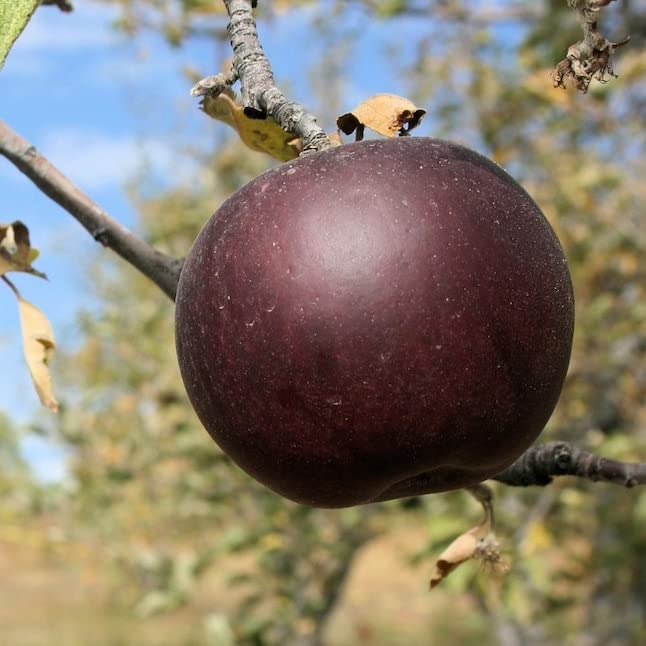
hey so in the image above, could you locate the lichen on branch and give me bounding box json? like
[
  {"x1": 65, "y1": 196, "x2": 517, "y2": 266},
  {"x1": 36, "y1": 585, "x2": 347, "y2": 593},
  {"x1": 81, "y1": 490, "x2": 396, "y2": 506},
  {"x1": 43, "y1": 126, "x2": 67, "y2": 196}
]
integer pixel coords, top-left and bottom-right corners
[
  {"x1": 192, "y1": 0, "x2": 331, "y2": 155},
  {"x1": 552, "y1": 0, "x2": 630, "y2": 92}
]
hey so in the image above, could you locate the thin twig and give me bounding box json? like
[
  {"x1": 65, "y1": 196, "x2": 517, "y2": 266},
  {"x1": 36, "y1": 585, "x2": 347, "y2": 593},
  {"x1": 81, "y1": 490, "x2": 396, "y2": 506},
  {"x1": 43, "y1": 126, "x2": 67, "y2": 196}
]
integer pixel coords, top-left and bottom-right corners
[
  {"x1": 1, "y1": 274, "x2": 21, "y2": 297},
  {"x1": 493, "y1": 441, "x2": 646, "y2": 487},
  {"x1": 192, "y1": 0, "x2": 331, "y2": 155},
  {"x1": 0, "y1": 121, "x2": 182, "y2": 301}
]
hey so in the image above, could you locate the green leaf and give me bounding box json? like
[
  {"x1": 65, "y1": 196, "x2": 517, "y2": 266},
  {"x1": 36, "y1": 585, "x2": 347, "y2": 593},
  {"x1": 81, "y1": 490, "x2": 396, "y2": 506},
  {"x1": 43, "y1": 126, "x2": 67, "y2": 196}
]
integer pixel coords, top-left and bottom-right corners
[{"x1": 0, "y1": 0, "x2": 40, "y2": 69}]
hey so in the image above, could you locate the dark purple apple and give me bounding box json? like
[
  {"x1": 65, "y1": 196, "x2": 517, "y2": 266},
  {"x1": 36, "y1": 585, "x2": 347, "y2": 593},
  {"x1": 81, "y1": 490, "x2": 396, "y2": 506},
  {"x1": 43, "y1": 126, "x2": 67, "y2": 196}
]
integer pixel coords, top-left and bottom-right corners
[{"x1": 175, "y1": 138, "x2": 574, "y2": 508}]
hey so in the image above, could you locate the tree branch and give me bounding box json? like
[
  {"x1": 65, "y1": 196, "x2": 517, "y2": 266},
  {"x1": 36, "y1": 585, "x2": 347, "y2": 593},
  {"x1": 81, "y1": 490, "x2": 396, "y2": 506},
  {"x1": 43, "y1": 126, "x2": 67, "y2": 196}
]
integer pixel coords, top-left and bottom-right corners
[
  {"x1": 552, "y1": 0, "x2": 630, "y2": 92},
  {"x1": 0, "y1": 121, "x2": 182, "y2": 301},
  {"x1": 191, "y1": 0, "x2": 331, "y2": 155},
  {"x1": 493, "y1": 442, "x2": 646, "y2": 488},
  {"x1": 39, "y1": 0, "x2": 74, "y2": 12}
]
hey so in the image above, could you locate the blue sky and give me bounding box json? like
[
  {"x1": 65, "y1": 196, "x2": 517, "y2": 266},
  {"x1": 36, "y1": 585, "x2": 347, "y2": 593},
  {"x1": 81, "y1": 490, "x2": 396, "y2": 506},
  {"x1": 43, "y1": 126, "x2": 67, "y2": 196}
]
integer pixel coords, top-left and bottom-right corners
[{"x1": 1, "y1": 1, "x2": 447, "y2": 481}]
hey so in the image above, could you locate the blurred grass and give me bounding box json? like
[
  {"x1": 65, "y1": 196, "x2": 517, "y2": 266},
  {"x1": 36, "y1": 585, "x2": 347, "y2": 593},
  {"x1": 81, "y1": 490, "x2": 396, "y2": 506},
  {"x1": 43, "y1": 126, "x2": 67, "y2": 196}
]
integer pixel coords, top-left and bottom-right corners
[
  {"x1": 0, "y1": 529, "x2": 203, "y2": 646},
  {"x1": 0, "y1": 521, "x2": 492, "y2": 646}
]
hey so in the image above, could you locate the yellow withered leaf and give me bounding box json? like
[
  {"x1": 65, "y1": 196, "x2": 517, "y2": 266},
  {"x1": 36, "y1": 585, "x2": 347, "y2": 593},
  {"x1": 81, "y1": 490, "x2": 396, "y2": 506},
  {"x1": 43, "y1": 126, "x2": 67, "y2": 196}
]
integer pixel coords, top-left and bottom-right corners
[
  {"x1": 429, "y1": 526, "x2": 481, "y2": 589},
  {"x1": 184, "y1": 0, "x2": 227, "y2": 15},
  {"x1": 337, "y1": 94, "x2": 426, "y2": 139},
  {"x1": 200, "y1": 90, "x2": 301, "y2": 162},
  {"x1": 429, "y1": 485, "x2": 506, "y2": 589},
  {"x1": 0, "y1": 221, "x2": 46, "y2": 278},
  {"x1": 17, "y1": 297, "x2": 58, "y2": 412}
]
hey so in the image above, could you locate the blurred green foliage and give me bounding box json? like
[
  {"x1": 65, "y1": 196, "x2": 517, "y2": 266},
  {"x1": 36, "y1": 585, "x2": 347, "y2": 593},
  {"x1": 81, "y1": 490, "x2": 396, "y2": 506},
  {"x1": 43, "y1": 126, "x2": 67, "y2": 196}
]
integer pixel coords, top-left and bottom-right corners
[
  {"x1": 5, "y1": 0, "x2": 646, "y2": 644},
  {"x1": 0, "y1": 413, "x2": 33, "y2": 513}
]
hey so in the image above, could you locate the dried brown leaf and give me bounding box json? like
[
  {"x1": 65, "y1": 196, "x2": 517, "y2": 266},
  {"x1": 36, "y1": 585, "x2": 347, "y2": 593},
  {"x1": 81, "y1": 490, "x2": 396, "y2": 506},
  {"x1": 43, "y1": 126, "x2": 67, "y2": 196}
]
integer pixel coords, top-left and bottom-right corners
[
  {"x1": 0, "y1": 221, "x2": 46, "y2": 278},
  {"x1": 337, "y1": 94, "x2": 426, "y2": 139},
  {"x1": 429, "y1": 527, "x2": 480, "y2": 589},
  {"x1": 17, "y1": 296, "x2": 58, "y2": 412},
  {"x1": 429, "y1": 484, "x2": 506, "y2": 589},
  {"x1": 200, "y1": 91, "x2": 300, "y2": 162}
]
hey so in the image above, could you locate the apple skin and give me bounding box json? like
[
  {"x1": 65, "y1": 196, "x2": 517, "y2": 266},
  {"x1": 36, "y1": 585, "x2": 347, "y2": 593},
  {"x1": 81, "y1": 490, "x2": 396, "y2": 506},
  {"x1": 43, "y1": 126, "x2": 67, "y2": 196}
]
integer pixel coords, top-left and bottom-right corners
[{"x1": 175, "y1": 138, "x2": 574, "y2": 508}]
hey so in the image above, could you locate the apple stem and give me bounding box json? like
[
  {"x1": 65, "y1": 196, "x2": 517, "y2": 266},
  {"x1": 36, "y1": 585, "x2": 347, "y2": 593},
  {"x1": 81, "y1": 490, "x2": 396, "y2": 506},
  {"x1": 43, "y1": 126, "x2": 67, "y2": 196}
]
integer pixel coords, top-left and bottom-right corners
[{"x1": 467, "y1": 483, "x2": 495, "y2": 530}]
